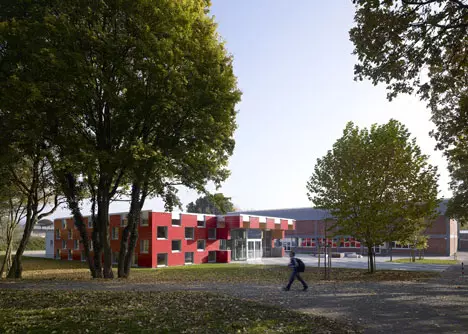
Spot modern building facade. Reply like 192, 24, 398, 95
53, 211, 294, 267
238, 200, 458, 256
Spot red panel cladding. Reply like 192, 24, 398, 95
181, 214, 197, 227
152, 212, 172, 226
280, 219, 288, 230
73, 250, 81, 261
217, 250, 231, 263
205, 216, 217, 229
206, 239, 219, 251
249, 217, 260, 229
195, 226, 208, 240
266, 218, 275, 230
217, 227, 230, 240
194, 250, 208, 264
224, 215, 241, 229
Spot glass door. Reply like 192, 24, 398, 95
255, 241, 262, 258
247, 241, 255, 259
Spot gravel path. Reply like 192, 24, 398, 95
1, 265, 468, 333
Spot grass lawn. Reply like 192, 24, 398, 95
389, 258, 458, 265
0, 256, 437, 282
0, 290, 357, 334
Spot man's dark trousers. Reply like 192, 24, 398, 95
286, 269, 308, 290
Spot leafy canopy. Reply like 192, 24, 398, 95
307, 120, 439, 255
186, 193, 235, 215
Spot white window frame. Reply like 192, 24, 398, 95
219, 239, 227, 250
157, 253, 167, 267
62, 240, 66, 249
157, 226, 168, 240
208, 228, 216, 240
112, 227, 119, 240
62, 219, 67, 229
172, 218, 181, 227
208, 251, 216, 263
197, 239, 206, 252
140, 240, 149, 254
172, 240, 182, 253
74, 239, 79, 250
197, 219, 206, 228
185, 252, 194, 264
185, 227, 195, 240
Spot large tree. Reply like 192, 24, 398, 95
350, 0, 468, 225
186, 193, 236, 215
1, 0, 240, 278
307, 120, 439, 273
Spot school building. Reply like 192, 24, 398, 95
238, 200, 459, 256
52, 211, 295, 267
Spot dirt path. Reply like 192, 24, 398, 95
1, 266, 467, 333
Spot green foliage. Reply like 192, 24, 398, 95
307, 120, 439, 272
186, 193, 236, 214
350, 1, 468, 226
24, 237, 46, 251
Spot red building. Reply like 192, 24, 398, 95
53, 211, 295, 267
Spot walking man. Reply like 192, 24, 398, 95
283, 251, 308, 291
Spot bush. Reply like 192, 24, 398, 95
25, 237, 45, 251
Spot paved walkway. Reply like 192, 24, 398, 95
240, 253, 457, 272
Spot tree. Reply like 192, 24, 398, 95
350, 0, 468, 226
307, 120, 439, 273
186, 193, 236, 215
0, 0, 240, 278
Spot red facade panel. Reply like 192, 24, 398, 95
249, 217, 260, 229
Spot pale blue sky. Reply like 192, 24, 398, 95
49, 0, 449, 219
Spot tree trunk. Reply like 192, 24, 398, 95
389, 245, 393, 262
367, 246, 375, 273
98, 195, 113, 279
0, 224, 15, 278
7, 212, 36, 279
60, 172, 96, 278
118, 182, 141, 278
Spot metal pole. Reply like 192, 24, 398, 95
462, 262, 464, 277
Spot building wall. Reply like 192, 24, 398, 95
54, 211, 292, 268
286, 215, 456, 256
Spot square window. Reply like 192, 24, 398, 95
172, 219, 180, 226
208, 228, 216, 240
140, 218, 149, 227
219, 239, 227, 250
157, 253, 167, 267
185, 227, 194, 240
208, 251, 216, 263
112, 227, 119, 240
140, 240, 149, 253
197, 220, 205, 228
68, 229, 72, 240
62, 240, 66, 249
68, 250, 72, 260
74, 239, 79, 250
55, 229, 60, 240
172, 240, 182, 252
197, 239, 205, 251
185, 252, 194, 264
121, 216, 128, 227
157, 226, 168, 239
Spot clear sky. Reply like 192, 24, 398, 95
48, 0, 450, 219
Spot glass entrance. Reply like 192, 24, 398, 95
247, 240, 262, 259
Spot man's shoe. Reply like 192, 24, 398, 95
303, 286, 308, 292
282, 287, 290, 291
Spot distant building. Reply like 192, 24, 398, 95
53, 210, 294, 267
237, 200, 458, 256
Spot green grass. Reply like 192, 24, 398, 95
0, 290, 358, 333
25, 237, 46, 251
389, 258, 459, 265
0, 256, 437, 282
